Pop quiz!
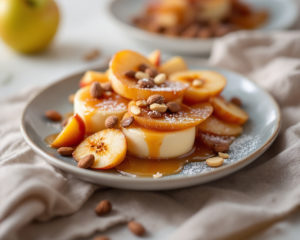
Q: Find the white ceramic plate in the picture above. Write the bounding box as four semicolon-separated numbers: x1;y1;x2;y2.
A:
108;0;298;55
21;64;280;190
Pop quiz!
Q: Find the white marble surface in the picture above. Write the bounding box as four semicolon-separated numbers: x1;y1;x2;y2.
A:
1;0;300;239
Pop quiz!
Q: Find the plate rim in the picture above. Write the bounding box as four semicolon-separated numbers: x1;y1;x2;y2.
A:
107;0;298;42
20;66;281;189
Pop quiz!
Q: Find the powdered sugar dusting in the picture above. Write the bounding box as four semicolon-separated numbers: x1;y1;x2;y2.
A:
178;134;262;176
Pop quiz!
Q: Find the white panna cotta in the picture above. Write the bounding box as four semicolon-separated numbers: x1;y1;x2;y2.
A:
74;86;128;133
122;123;196;159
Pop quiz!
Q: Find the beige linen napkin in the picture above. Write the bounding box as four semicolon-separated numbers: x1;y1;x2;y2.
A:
0;31;300;240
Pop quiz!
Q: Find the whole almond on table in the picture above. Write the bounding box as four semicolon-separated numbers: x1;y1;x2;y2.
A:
147;94;165;105
167;101;181;113
121;116;134;128
128;221;146;236
77;154;94;168
93;236;110;240
57;147;74;156
95;200;112;216
105;115;118;128
90;82;104;98
150;103;168;113
45;110;62;122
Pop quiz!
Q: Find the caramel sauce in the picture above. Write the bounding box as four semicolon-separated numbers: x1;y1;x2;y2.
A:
116;142;215;177
143;127;164;158
79;87;128;133
44;133;58;145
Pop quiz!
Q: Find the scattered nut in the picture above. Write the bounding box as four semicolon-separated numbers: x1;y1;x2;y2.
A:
148;110;162;118
192;79;204;88
218;152;229;159
68;94;75;104
231;97;242;107
105;115;118;128
147;94;165;105
206;157;224;167
101;82;112;91
145;68;158;78
154;73;166;85
57;147;74;156
95;200;112;216
137;63;148;72
45;110;62;122
136;100;147;107
135;71;149;80
150;103;168;113
167;101;181;113
84;49;101;61
128;221;146;236
130;105;141;115
125;70;136;79
153;172;163;179
121;116;134;128
90;82;104;98
137;78;155;88
93;236;110;240
77;154;94;168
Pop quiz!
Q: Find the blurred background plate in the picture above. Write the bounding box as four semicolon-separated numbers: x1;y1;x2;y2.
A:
108;0;298;55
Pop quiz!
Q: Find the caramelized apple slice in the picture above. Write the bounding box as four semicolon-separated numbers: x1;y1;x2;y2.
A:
170;70;226;103
210;96;249;125
148;49;161;67
79;71;109;88
159;56;188;76
128;101;213;131
73;129;127;169
198;115;243;136
109;50;187;101
51;114;85;148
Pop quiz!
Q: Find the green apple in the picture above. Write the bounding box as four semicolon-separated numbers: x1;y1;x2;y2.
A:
0;0;60;53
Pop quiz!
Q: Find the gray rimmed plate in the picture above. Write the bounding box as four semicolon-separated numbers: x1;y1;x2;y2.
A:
21;65;280;190
108;0;298;55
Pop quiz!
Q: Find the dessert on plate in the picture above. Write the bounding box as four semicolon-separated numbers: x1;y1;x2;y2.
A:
133;0;268;38
45;49;249;177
